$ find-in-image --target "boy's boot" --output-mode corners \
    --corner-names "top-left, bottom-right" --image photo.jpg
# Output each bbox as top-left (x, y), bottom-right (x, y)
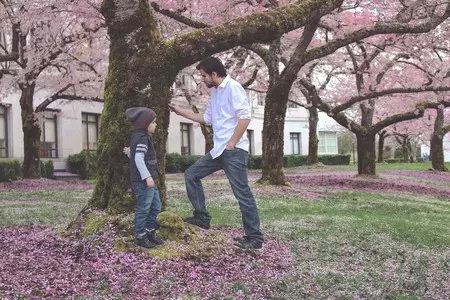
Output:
top-left (145, 229), bottom-right (163, 245)
top-left (135, 235), bottom-right (157, 249)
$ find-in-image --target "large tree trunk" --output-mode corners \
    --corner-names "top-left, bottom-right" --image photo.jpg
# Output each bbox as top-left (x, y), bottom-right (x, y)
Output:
top-left (259, 89), bottom-right (288, 185)
top-left (430, 108), bottom-right (449, 172)
top-left (20, 83), bottom-right (41, 179)
top-left (191, 105), bottom-right (213, 153)
top-left (356, 133), bottom-right (376, 176)
top-left (91, 0), bottom-right (176, 213)
top-left (202, 126), bottom-right (214, 154)
top-left (307, 106), bottom-right (319, 164)
top-left (377, 130), bottom-right (388, 163)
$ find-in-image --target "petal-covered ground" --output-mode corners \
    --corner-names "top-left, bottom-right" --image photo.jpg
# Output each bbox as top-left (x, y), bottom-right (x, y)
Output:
top-left (1, 170), bottom-right (449, 298)
top-left (0, 226), bottom-right (293, 299)
top-left (0, 178), bottom-right (93, 191)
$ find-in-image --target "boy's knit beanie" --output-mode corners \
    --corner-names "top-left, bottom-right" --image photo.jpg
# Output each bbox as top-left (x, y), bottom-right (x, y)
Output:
top-left (126, 107), bottom-right (156, 130)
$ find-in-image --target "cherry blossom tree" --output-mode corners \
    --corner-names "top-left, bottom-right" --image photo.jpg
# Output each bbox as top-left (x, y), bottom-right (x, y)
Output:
top-left (261, 0), bottom-right (450, 182)
top-left (299, 16), bottom-right (450, 175)
top-left (0, 0), bottom-right (106, 178)
top-left (92, 0), bottom-right (344, 212)
top-left (149, 0), bottom-right (450, 185)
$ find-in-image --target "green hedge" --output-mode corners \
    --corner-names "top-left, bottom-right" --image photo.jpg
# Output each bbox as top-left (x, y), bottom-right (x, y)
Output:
top-left (40, 160), bottom-right (54, 179)
top-left (0, 160), bottom-right (54, 181)
top-left (165, 153), bottom-right (350, 173)
top-left (0, 160), bottom-right (22, 182)
top-left (67, 150), bottom-right (97, 179)
top-left (165, 153), bottom-right (203, 173)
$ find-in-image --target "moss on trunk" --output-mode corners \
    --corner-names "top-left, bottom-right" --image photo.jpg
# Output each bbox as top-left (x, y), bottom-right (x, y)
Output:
top-left (259, 90), bottom-right (288, 185)
top-left (91, 0), bottom-right (177, 213)
top-left (20, 84), bottom-right (41, 179)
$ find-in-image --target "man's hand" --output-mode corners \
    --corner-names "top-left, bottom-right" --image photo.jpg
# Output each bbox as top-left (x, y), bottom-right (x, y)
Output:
top-left (145, 176), bottom-right (155, 188)
top-left (169, 103), bottom-right (182, 115)
top-left (226, 142), bottom-right (236, 150)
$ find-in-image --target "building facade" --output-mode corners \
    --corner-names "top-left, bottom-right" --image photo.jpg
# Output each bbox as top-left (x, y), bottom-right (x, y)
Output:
top-left (0, 91), bottom-right (339, 170)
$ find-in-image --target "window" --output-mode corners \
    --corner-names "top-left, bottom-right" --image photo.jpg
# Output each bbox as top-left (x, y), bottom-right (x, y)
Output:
top-left (180, 123), bottom-right (191, 155)
top-left (247, 130), bottom-right (254, 155)
top-left (290, 133), bottom-right (301, 155)
top-left (0, 106), bottom-right (7, 157)
top-left (257, 93), bottom-right (265, 106)
top-left (82, 113), bottom-right (100, 151)
top-left (40, 114), bottom-right (58, 158)
top-left (318, 131), bottom-right (338, 154)
top-left (287, 101), bottom-right (298, 108)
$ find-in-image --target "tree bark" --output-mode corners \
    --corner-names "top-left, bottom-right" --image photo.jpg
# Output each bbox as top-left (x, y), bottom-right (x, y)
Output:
top-left (20, 83), bottom-right (41, 179)
top-left (377, 130), bottom-right (388, 163)
top-left (430, 108), bottom-right (449, 172)
top-left (259, 89), bottom-right (288, 185)
top-left (356, 132), bottom-right (376, 176)
top-left (191, 105), bottom-right (213, 153)
top-left (91, 0), bottom-right (176, 212)
top-left (402, 138), bottom-right (409, 163)
top-left (307, 106), bottom-right (319, 164)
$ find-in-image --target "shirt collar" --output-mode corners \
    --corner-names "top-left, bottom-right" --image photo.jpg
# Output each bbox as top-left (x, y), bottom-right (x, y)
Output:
top-left (217, 75), bottom-right (230, 89)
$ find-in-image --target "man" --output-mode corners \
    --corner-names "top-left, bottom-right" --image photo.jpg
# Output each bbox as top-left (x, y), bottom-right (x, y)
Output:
top-left (169, 56), bottom-right (264, 250)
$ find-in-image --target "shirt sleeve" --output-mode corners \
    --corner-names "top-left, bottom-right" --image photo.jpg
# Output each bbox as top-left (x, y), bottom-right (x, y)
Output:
top-left (231, 83), bottom-right (251, 120)
top-left (203, 99), bottom-right (213, 125)
top-left (134, 137), bottom-right (151, 180)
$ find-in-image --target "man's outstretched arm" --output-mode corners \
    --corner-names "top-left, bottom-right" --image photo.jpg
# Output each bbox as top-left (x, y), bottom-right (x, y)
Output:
top-left (169, 103), bottom-right (205, 124)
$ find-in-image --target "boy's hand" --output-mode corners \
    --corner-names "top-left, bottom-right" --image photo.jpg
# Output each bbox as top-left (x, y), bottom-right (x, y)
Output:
top-left (123, 147), bottom-right (130, 156)
top-left (145, 176), bottom-right (155, 188)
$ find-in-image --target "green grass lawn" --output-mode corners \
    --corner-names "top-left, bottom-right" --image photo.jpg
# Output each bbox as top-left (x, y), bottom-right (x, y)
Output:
top-left (1, 173), bottom-right (449, 299)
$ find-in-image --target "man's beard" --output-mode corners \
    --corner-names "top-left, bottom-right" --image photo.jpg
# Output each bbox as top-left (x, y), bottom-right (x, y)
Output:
top-left (206, 83), bottom-right (215, 88)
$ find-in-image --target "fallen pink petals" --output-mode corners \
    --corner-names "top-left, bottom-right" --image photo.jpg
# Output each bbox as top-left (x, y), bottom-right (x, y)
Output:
top-left (0, 226), bottom-right (294, 299)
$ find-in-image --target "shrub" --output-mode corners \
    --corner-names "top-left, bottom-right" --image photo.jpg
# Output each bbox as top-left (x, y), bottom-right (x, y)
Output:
top-left (68, 150), bottom-right (97, 179)
top-left (40, 160), bottom-right (54, 179)
top-left (284, 155), bottom-right (308, 167)
top-left (165, 153), bottom-right (202, 173)
top-left (0, 160), bottom-right (22, 182)
top-left (165, 153), bottom-right (350, 173)
top-left (249, 155), bottom-right (263, 169)
top-left (318, 154), bottom-right (350, 165)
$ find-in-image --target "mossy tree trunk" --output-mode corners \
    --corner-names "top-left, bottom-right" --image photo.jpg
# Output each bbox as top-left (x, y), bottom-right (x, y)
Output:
top-left (356, 132), bottom-right (376, 175)
top-left (20, 83), bottom-right (41, 179)
top-left (260, 88), bottom-right (288, 185)
top-left (91, 0), bottom-right (176, 213)
top-left (92, 0), bottom-right (344, 212)
top-left (307, 106), bottom-right (319, 164)
top-left (430, 108), bottom-right (449, 172)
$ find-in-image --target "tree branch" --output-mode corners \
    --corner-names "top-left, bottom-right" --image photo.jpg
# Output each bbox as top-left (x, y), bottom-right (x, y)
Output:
top-left (169, 0), bottom-right (344, 69)
top-left (299, 78), bottom-right (363, 133)
top-left (332, 86), bottom-right (450, 114)
top-left (372, 100), bottom-right (450, 133)
top-left (301, 10), bottom-right (450, 66)
top-left (35, 79), bottom-right (102, 112)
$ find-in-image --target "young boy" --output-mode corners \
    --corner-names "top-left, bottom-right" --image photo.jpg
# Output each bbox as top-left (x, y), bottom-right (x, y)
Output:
top-left (125, 107), bottom-right (163, 249)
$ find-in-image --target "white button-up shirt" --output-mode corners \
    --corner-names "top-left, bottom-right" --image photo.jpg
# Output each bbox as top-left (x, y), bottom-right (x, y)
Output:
top-left (203, 75), bottom-right (251, 159)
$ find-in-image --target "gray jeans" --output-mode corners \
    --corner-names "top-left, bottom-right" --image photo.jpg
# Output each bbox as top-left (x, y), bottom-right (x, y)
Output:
top-left (184, 148), bottom-right (263, 241)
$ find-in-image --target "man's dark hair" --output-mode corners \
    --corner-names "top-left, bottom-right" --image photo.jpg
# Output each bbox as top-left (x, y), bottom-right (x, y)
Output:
top-left (196, 57), bottom-right (227, 77)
